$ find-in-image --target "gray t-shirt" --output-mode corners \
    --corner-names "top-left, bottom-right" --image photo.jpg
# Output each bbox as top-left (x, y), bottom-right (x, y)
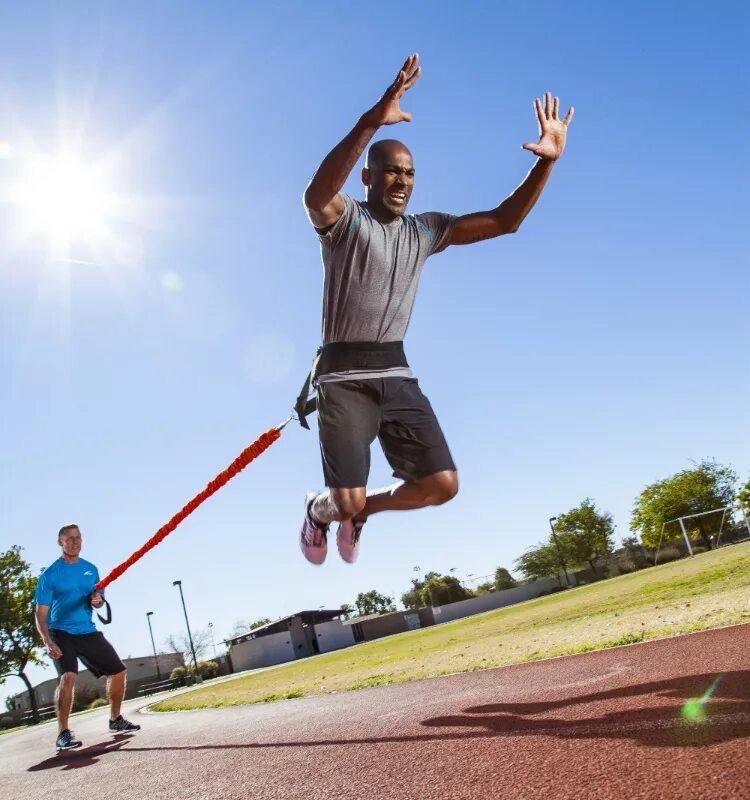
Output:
top-left (316, 194), bottom-right (455, 382)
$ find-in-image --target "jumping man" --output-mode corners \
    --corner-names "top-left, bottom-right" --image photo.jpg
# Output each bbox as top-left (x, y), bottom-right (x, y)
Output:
top-left (34, 524), bottom-right (141, 750)
top-left (300, 53), bottom-right (573, 565)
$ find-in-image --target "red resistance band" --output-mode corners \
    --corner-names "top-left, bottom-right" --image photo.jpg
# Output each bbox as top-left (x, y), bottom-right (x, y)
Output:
top-left (96, 427), bottom-right (282, 590)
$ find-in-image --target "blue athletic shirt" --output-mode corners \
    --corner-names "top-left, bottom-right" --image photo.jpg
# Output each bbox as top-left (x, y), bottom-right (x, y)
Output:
top-left (34, 557), bottom-right (103, 635)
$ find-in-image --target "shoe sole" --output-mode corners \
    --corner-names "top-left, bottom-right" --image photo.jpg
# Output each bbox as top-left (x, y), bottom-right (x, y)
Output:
top-left (300, 492), bottom-right (327, 565)
top-left (56, 742), bottom-right (82, 752)
top-left (336, 520), bottom-right (361, 564)
top-left (336, 533), bottom-right (358, 564)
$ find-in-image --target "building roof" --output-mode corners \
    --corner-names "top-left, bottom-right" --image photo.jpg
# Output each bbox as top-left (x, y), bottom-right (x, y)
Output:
top-left (224, 609), bottom-right (344, 644)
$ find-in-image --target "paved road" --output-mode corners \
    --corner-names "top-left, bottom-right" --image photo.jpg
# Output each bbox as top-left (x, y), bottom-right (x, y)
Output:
top-left (2, 624), bottom-right (749, 799)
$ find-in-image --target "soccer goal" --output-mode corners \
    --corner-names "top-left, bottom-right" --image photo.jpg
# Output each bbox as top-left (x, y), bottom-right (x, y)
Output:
top-left (654, 503), bottom-right (750, 565)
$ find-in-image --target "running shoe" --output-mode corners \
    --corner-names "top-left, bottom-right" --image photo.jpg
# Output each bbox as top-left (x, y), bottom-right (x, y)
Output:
top-left (109, 715), bottom-right (141, 733)
top-left (337, 517), bottom-right (366, 564)
top-left (300, 491), bottom-right (329, 565)
top-left (56, 728), bottom-right (82, 750)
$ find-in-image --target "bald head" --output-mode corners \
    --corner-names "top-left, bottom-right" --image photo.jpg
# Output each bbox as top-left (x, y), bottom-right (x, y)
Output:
top-left (362, 139), bottom-right (415, 219)
top-left (366, 139), bottom-right (413, 169)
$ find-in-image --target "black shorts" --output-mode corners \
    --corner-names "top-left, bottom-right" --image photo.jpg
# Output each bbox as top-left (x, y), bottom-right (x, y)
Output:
top-left (49, 629), bottom-right (126, 678)
top-left (317, 377), bottom-right (456, 488)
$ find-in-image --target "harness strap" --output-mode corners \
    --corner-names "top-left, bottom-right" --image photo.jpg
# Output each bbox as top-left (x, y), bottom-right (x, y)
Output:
top-left (294, 341), bottom-right (409, 429)
top-left (96, 600), bottom-right (112, 625)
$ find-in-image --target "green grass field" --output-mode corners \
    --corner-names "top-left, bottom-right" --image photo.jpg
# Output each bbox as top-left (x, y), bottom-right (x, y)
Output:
top-left (152, 542), bottom-right (750, 711)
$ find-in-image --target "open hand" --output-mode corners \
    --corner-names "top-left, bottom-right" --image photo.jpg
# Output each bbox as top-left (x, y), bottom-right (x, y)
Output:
top-left (522, 92), bottom-right (574, 160)
top-left (365, 54), bottom-right (421, 127)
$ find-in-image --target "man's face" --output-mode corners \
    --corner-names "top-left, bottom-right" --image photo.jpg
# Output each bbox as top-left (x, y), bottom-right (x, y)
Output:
top-left (364, 145), bottom-right (415, 219)
top-left (59, 528), bottom-right (82, 558)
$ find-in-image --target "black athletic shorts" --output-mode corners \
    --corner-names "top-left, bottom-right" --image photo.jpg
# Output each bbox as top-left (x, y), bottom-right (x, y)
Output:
top-left (49, 629), bottom-right (126, 678)
top-left (317, 377), bottom-right (456, 488)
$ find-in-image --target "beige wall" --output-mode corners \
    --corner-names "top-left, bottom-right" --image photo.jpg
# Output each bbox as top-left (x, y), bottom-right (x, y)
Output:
top-left (9, 652), bottom-right (184, 712)
top-left (315, 620), bottom-right (356, 653)
top-left (229, 631), bottom-right (296, 672)
top-left (432, 579), bottom-right (560, 624)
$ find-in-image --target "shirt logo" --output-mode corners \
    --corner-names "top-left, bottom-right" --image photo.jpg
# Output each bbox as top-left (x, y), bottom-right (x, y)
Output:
top-left (84, 571), bottom-right (94, 576)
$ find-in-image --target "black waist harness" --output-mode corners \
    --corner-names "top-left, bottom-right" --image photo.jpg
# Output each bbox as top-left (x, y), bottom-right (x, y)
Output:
top-left (294, 341), bottom-right (409, 429)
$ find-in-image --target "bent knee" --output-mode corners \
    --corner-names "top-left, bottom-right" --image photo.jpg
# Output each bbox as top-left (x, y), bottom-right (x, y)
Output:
top-left (59, 672), bottom-right (77, 688)
top-left (331, 488), bottom-right (366, 520)
top-left (430, 471), bottom-right (459, 505)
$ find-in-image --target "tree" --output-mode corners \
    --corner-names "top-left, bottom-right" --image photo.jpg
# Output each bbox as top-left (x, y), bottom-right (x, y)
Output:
top-left (475, 582), bottom-right (495, 595)
top-left (555, 498), bottom-right (615, 577)
top-left (514, 542), bottom-right (565, 584)
top-left (354, 590), bottom-right (395, 616)
top-left (401, 571), bottom-right (439, 610)
top-left (230, 618), bottom-right (272, 637)
top-left (339, 604), bottom-right (355, 621)
top-left (494, 567), bottom-right (518, 591)
top-left (739, 477), bottom-right (750, 510)
top-left (0, 547), bottom-right (45, 723)
top-left (631, 460), bottom-right (738, 548)
top-left (420, 575), bottom-right (474, 607)
top-left (163, 627), bottom-right (213, 667)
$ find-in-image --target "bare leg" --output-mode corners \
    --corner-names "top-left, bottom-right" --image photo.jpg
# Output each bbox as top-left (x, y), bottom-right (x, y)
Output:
top-left (107, 671), bottom-right (126, 719)
top-left (56, 673), bottom-right (76, 732)
top-left (310, 487), bottom-right (366, 525)
top-left (358, 470), bottom-right (459, 520)
top-left (310, 470), bottom-right (458, 525)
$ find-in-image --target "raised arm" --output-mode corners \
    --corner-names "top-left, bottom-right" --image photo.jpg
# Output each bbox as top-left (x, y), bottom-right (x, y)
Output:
top-left (449, 92), bottom-right (574, 245)
top-left (303, 54), bottom-right (422, 229)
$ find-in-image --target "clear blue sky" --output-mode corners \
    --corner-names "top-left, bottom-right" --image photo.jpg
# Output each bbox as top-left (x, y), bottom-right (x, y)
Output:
top-left (1, 1), bottom-right (748, 700)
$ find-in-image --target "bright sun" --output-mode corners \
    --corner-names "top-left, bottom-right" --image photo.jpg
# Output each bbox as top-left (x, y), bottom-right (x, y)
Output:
top-left (12, 152), bottom-right (119, 257)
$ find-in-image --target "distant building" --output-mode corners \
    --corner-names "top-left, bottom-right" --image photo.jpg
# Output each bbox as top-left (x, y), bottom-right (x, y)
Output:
top-left (226, 610), bottom-right (354, 671)
top-left (7, 652), bottom-right (184, 713)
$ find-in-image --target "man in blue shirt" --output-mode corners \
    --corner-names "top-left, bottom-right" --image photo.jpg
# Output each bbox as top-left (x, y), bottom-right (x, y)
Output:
top-left (34, 524), bottom-right (140, 750)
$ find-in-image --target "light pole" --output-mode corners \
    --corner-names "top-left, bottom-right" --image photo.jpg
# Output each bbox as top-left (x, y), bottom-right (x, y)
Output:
top-left (145, 611), bottom-right (162, 680)
top-left (549, 517), bottom-right (571, 588)
top-left (173, 580), bottom-right (202, 683)
top-left (207, 621), bottom-right (218, 661)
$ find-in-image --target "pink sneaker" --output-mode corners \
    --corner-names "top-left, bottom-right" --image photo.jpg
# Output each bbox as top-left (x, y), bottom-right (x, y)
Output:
top-left (336, 518), bottom-right (365, 564)
top-left (300, 492), bottom-right (329, 565)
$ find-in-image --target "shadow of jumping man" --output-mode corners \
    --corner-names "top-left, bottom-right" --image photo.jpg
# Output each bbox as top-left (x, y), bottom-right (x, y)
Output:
top-left (28, 734), bottom-right (136, 772)
top-left (421, 670), bottom-right (750, 748)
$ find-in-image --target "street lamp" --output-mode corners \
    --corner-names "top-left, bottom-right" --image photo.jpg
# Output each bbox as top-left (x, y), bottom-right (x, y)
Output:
top-left (549, 517), bottom-right (571, 588)
top-left (145, 611), bottom-right (162, 680)
top-left (173, 580), bottom-right (202, 683)
top-left (207, 621), bottom-right (218, 661)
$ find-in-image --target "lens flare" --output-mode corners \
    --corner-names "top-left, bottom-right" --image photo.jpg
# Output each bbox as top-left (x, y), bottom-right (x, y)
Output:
top-left (680, 675), bottom-right (722, 724)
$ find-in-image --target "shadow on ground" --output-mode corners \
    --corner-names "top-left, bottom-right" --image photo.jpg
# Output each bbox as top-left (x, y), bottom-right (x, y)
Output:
top-left (27, 670), bottom-right (750, 772)
top-left (422, 669), bottom-right (750, 747)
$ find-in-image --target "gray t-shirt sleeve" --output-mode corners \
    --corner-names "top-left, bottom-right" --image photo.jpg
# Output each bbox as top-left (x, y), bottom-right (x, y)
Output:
top-left (414, 211), bottom-right (457, 255)
top-left (316, 193), bottom-right (359, 249)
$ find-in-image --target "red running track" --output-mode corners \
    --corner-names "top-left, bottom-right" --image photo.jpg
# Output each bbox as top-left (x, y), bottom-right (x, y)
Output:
top-left (1, 623), bottom-right (749, 799)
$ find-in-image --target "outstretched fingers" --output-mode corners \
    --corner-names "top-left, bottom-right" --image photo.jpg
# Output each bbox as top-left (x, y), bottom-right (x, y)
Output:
top-left (534, 97), bottom-right (545, 127)
top-left (397, 52), bottom-right (421, 92)
top-left (562, 105), bottom-right (575, 126)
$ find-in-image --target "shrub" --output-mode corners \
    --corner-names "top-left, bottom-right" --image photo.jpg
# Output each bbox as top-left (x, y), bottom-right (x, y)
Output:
top-left (170, 666), bottom-right (188, 686)
top-left (72, 684), bottom-right (101, 712)
top-left (617, 559), bottom-right (639, 574)
top-left (196, 661), bottom-right (219, 680)
top-left (656, 545), bottom-right (683, 564)
top-left (606, 564), bottom-right (621, 579)
top-left (89, 697), bottom-right (109, 709)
